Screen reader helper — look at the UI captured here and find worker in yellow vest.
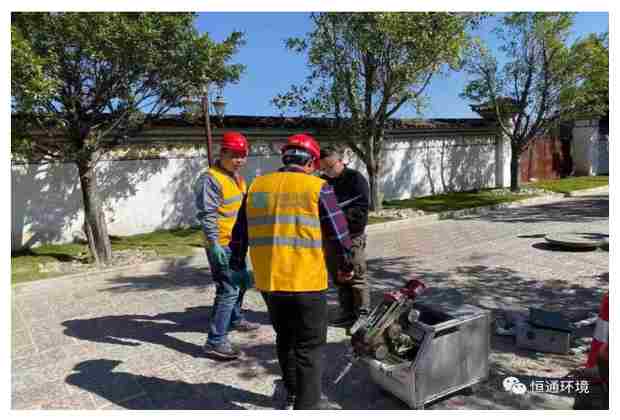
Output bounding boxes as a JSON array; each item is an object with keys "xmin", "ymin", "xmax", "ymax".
[
  {"xmin": 194, "ymin": 131, "xmax": 259, "ymax": 360},
  {"xmin": 229, "ymin": 134, "xmax": 354, "ymax": 409}
]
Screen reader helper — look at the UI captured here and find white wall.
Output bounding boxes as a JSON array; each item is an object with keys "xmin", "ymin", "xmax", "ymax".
[
  {"xmin": 12, "ymin": 133, "xmax": 501, "ymax": 250},
  {"xmin": 343, "ymin": 135, "xmax": 498, "ymax": 200},
  {"xmin": 572, "ymin": 119, "xmax": 601, "ymax": 176},
  {"xmin": 597, "ymin": 134, "xmax": 609, "ymax": 175}
]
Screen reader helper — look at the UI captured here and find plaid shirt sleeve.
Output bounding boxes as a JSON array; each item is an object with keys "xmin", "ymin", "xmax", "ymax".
[{"xmin": 319, "ymin": 183, "xmax": 353, "ymax": 267}]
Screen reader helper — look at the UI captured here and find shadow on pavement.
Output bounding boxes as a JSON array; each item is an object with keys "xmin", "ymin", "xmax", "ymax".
[
  {"xmin": 61, "ymin": 306, "xmax": 271, "ymax": 360},
  {"xmin": 58, "ymin": 256, "xmax": 606, "ymax": 410},
  {"xmin": 532, "ymin": 242, "xmax": 600, "ymax": 252},
  {"xmin": 365, "ymin": 258, "xmax": 606, "ymax": 319},
  {"xmin": 99, "ymin": 267, "xmax": 214, "ymax": 294},
  {"xmin": 464, "ymin": 197, "xmax": 608, "ymax": 224},
  {"xmin": 65, "ymin": 359, "xmax": 273, "ymax": 409}
]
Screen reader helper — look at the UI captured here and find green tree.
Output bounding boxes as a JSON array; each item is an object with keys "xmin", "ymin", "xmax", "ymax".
[
  {"xmin": 11, "ymin": 12, "xmax": 244, "ymax": 265},
  {"xmin": 273, "ymin": 12, "xmax": 485, "ymax": 210},
  {"xmin": 563, "ymin": 32, "xmax": 608, "ymax": 117},
  {"xmin": 462, "ymin": 13, "xmax": 605, "ymax": 191}
]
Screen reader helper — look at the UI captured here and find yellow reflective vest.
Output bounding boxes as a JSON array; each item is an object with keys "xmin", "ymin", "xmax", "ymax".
[
  {"xmin": 207, "ymin": 166, "xmax": 247, "ymax": 246},
  {"xmin": 247, "ymin": 171, "xmax": 327, "ymax": 292}
]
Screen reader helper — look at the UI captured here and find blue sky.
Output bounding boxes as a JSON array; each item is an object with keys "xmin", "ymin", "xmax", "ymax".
[{"xmin": 195, "ymin": 12, "xmax": 609, "ymax": 120}]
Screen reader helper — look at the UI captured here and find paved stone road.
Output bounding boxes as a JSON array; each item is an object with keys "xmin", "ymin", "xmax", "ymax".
[{"xmin": 12, "ymin": 192, "xmax": 608, "ymax": 410}]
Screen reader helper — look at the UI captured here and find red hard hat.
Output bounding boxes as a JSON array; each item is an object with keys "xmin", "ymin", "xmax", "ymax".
[
  {"xmin": 282, "ymin": 133, "xmax": 321, "ymax": 169},
  {"xmin": 221, "ymin": 131, "xmax": 249, "ymax": 156}
]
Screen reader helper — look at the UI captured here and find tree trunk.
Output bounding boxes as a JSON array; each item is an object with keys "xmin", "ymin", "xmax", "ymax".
[
  {"xmin": 510, "ymin": 146, "xmax": 521, "ymax": 192},
  {"xmin": 77, "ymin": 157, "xmax": 112, "ymax": 266},
  {"xmin": 369, "ymin": 170, "xmax": 383, "ymax": 211},
  {"xmin": 367, "ymin": 155, "xmax": 383, "ymax": 211}
]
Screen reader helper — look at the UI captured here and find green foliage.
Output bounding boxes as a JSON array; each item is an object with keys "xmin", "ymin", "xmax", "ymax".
[
  {"xmin": 11, "ymin": 12, "xmax": 245, "ymax": 161},
  {"xmin": 11, "ymin": 12, "xmax": 245, "ymax": 264},
  {"xmin": 563, "ymin": 32, "xmax": 608, "ymax": 117},
  {"xmin": 460, "ymin": 13, "xmax": 607, "ymax": 191},
  {"xmin": 275, "ymin": 13, "xmax": 484, "ymax": 135},
  {"xmin": 383, "ymin": 190, "xmax": 537, "ymax": 213},
  {"xmin": 11, "ymin": 227, "xmax": 204, "ymax": 284},
  {"xmin": 273, "ymin": 12, "xmax": 485, "ymax": 208},
  {"xmin": 462, "ymin": 13, "xmax": 607, "ymax": 149},
  {"xmin": 11, "ymin": 26, "xmax": 57, "ymax": 110},
  {"xmin": 528, "ymin": 176, "xmax": 608, "ymax": 194}
]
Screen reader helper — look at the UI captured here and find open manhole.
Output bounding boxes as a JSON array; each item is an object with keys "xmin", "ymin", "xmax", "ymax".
[{"xmin": 544, "ymin": 232, "xmax": 609, "ymax": 249}]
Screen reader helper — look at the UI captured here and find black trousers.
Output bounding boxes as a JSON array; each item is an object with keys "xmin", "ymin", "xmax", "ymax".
[{"xmin": 262, "ymin": 291, "xmax": 327, "ymax": 409}]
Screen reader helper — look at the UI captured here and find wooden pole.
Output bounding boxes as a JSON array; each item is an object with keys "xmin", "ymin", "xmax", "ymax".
[{"xmin": 202, "ymin": 85, "xmax": 213, "ymax": 167}]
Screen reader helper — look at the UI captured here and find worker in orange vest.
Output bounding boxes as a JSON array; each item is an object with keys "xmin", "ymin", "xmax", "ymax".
[
  {"xmin": 230, "ymin": 134, "xmax": 354, "ymax": 409},
  {"xmin": 194, "ymin": 131, "xmax": 260, "ymax": 360}
]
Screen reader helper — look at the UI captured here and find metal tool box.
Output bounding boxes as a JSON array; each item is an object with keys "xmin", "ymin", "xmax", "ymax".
[
  {"xmin": 362, "ymin": 300, "xmax": 491, "ymax": 409},
  {"xmin": 516, "ymin": 308, "xmax": 573, "ymax": 354}
]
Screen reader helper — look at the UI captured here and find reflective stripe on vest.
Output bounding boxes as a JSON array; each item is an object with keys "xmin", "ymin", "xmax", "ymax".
[
  {"xmin": 247, "ymin": 214, "xmax": 321, "ymax": 228},
  {"xmin": 593, "ymin": 319, "xmax": 609, "ymax": 343},
  {"xmin": 207, "ymin": 166, "xmax": 246, "ymax": 246},
  {"xmin": 249, "ymin": 236, "xmax": 323, "ymax": 248},
  {"xmin": 222, "ymin": 194, "xmax": 244, "ymax": 206},
  {"xmin": 586, "ymin": 293, "xmax": 609, "ymax": 368},
  {"xmin": 247, "ymin": 171, "xmax": 327, "ymax": 292}
]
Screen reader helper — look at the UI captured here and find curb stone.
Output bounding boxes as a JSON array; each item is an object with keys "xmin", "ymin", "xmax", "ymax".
[
  {"xmin": 564, "ymin": 186, "xmax": 609, "ymax": 197},
  {"xmin": 366, "ymin": 185, "xmax": 607, "ymax": 235},
  {"xmin": 366, "ymin": 193, "xmax": 563, "ymax": 234},
  {"xmin": 13, "ymin": 186, "xmax": 608, "ymax": 288}
]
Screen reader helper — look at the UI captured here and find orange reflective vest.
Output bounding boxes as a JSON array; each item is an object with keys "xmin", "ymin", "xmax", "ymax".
[
  {"xmin": 246, "ymin": 171, "xmax": 327, "ymax": 292},
  {"xmin": 207, "ymin": 166, "xmax": 247, "ymax": 246}
]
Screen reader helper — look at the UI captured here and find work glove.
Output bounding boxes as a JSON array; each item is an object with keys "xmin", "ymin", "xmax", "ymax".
[
  {"xmin": 207, "ymin": 243, "xmax": 229, "ymax": 272},
  {"xmin": 335, "ymin": 250, "xmax": 355, "ymax": 285},
  {"xmin": 231, "ymin": 269, "xmax": 255, "ymax": 289},
  {"xmin": 337, "ymin": 269, "xmax": 354, "ymax": 284}
]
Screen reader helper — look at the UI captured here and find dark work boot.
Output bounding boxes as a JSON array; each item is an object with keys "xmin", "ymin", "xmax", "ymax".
[{"xmin": 330, "ymin": 312, "xmax": 356, "ymax": 328}]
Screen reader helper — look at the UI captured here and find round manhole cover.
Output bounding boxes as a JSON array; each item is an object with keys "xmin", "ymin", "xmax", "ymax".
[{"xmin": 545, "ymin": 232, "xmax": 609, "ymax": 248}]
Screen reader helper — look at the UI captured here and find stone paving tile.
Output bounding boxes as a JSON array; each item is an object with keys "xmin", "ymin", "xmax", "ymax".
[
  {"xmin": 121, "ymin": 348, "xmax": 179, "ymax": 378},
  {"xmin": 12, "ymin": 367, "xmax": 56, "ymax": 394},
  {"xmin": 12, "ymin": 380, "xmax": 96, "ymax": 410},
  {"xmin": 12, "ymin": 347, "xmax": 66, "ymax": 374},
  {"xmin": 17, "ymin": 298, "xmax": 55, "ymax": 325},
  {"xmin": 30, "ymin": 324, "xmax": 77, "ymax": 351},
  {"xmin": 12, "ymin": 304, "xmax": 26, "ymax": 332},
  {"xmin": 11, "ymin": 194, "xmax": 608, "ymax": 410},
  {"xmin": 12, "ymin": 329, "xmax": 35, "ymax": 351},
  {"xmin": 49, "ymin": 300, "xmax": 95, "ymax": 322},
  {"xmin": 12, "ymin": 345, "xmax": 37, "ymax": 362}
]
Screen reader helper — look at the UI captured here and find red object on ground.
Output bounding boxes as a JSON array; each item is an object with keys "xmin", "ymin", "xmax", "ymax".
[
  {"xmin": 401, "ymin": 278, "xmax": 426, "ymax": 299},
  {"xmin": 383, "ymin": 278, "xmax": 426, "ymax": 302},
  {"xmin": 586, "ymin": 293, "xmax": 609, "ymax": 368}
]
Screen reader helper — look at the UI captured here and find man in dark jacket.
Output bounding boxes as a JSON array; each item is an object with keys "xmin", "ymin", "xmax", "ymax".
[{"xmin": 320, "ymin": 146, "xmax": 371, "ymax": 328}]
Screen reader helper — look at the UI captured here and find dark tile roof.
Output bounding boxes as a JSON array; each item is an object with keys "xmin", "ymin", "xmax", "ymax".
[{"xmin": 148, "ymin": 114, "xmax": 496, "ymax": 130}]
